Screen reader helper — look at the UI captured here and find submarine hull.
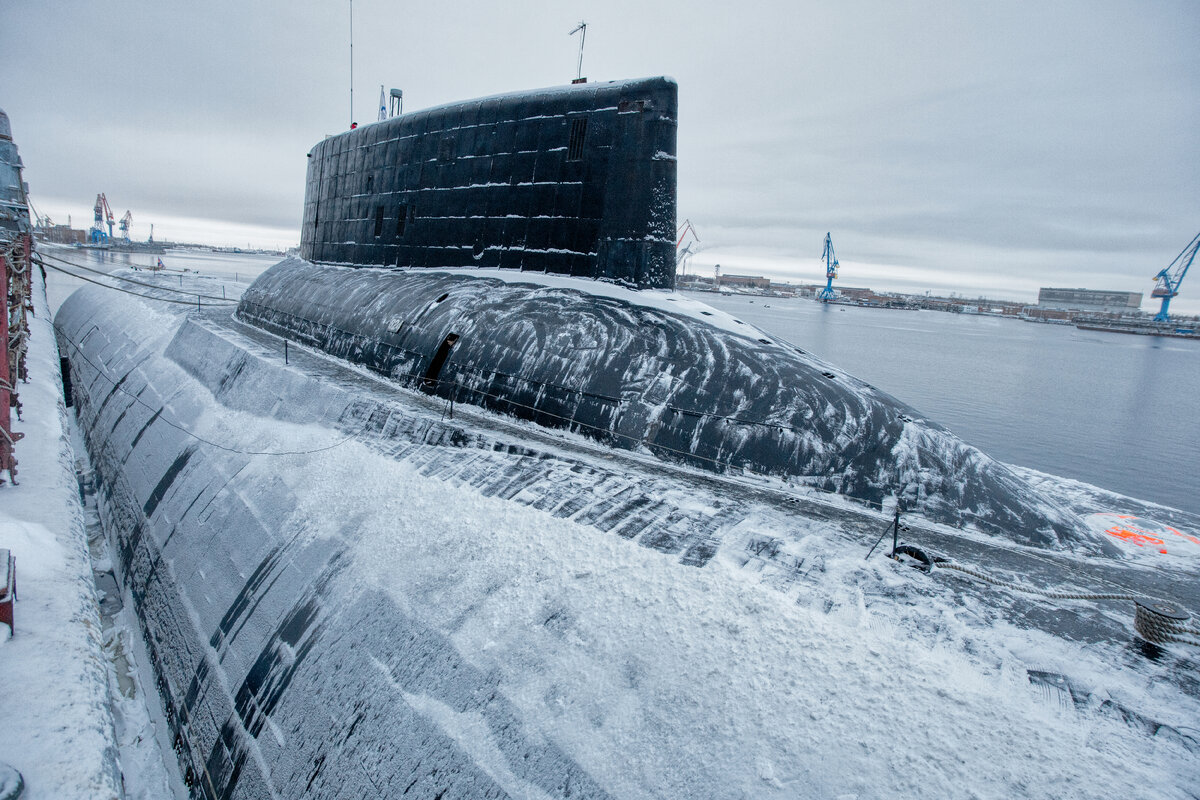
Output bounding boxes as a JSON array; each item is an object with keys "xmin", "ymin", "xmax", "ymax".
[
  {"xmin": 52, "ymin": 70, "xmax": 1188, "ymax": 797},
  {"xmin": 238, "ymin": 258, "xmax": 1097, "ymax": 550},
  {"xmin": 55, "ymin": 277, "xmax": 1195, "ymax": 799},
  {"xmin": 59, "ymin": 287, "xmax": 622, "ymax": 798}
]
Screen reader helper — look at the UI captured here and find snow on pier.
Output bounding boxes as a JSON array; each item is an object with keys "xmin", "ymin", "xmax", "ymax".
[{"xmin": 0, "ymin": 278, "xmax": 123, "ymax": 799}]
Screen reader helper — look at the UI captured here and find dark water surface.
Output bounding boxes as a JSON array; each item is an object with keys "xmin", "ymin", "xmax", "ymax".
[{"xmin": 695, "ymin": 292, "xmax": 1200, "ymax": 515}]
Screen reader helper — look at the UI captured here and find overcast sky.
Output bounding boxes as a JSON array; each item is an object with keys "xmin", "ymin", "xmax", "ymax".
[{"xmin": 3, "ymin": 1, "xmax": 1197, "ymax": 310}]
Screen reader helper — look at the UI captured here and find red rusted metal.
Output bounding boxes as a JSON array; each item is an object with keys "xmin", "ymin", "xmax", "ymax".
[
  {"xmin": 1, "ymin": 232, "xmax": 30, "ymax": 485},
  {"xmin": 0, "ymin": 549, "xmax": 14, "ymax": 633},
  {"xmin": 1, "ymin": 244, "xmax": 12, "ymax": 481}
]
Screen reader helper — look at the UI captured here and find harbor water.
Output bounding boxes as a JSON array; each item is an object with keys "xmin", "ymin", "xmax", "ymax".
[
  {"xmin": 41, "ymin": 246, "xmax": 282, "ymax": 312},
  {"xmin": 697, "ymin": 292, "xmax": 1200, "ymax": 516}
]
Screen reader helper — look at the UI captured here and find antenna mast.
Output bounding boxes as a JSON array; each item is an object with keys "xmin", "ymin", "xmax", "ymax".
[
  {"xmin": 349, "ymin": 0, "xmax": 355, "ymax": 127},
  {"xmin": 569, "ymin": 21, "xmax": 587, "ymax": 82}
]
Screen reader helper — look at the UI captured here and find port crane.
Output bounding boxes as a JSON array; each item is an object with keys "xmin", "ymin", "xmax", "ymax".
[
  {"xmin": 1151, "ymin": 230, "xmax": 1199, "ymax": 323},
  {"xmin": 119, "ymin": 210, "xmax": 133, "ymax": 241},
  {"xmin": 675, "ymin": 219, "xmax": 699, "ymax": 276},
  {"xmin": 90, "ymin": 193, "xmax": 114, "ymax": 244},
  {"xmin": 817, "ymin": 232, "xmax": 839, "ymax": 301}
]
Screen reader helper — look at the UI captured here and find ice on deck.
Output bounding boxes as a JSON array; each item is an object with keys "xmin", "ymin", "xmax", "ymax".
[
  {"xmin": 49, "ymin": 268, "xmax": 1200, "ymax": 799},
  {"xmin": 0, "ymin": 278, "xmax": 122, "ymax": 799}
]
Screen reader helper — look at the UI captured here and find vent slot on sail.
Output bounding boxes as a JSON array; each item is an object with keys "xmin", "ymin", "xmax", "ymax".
[
  {"xmin": 396, "ymin": 203, "xmax": 408, "ymax": 236},
  {"xmin": 423, "ymin": 333, "xmax": 460, "ymax": 389},
  {"xmin": 374, "ymin": 205, "xmax": 384, "ymax": 237},
  {"xmin": 567, "ymin": 118, "xmax": 588, "ymax": 161}
]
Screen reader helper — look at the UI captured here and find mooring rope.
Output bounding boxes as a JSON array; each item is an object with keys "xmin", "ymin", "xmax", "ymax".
[
  {"xmin": 40, "ymin": 260, "xmax": 237, "ymax": 307},
  {"xmin": 927, "ymin": 558, "xmax": 1200, "ymax": 647},
  {"xmin": 36, "ymin": 251, "xmax": 236, "ymax": 302}
]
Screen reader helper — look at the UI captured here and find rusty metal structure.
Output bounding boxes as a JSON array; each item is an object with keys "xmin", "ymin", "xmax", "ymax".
[{"xmin": 0, "ymin": 108, "xmax": 32, "ymax": 484}]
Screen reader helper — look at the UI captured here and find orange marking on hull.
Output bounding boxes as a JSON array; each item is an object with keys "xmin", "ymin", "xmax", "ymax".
[
  {"xmin": 1153, "ymin": 525, "xmax": 1200, "ymax": 547},
  {"xmin": 1105, "ymin": 526, "xmax": 1165, "ymax": 547},
  {"xmin": 1093, "ymin": 514, "xmax": 1200, "ymax": 553}
]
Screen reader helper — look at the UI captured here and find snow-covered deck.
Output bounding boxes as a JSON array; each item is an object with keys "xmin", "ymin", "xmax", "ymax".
[
  {"xmin": 0, "ymin": 277, "xmax": 122, "ymax": 798},
  {"xmin": 50, "ymin": 262, "xmax": 1200, "ymax": 798},
  {"xmin": 11, "ymin": 256, "xmax": 1200, "ymax": 798}
]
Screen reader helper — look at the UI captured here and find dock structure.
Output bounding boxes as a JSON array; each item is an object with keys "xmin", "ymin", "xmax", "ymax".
[{"xmin": 0, "ymin": 108, "xmax": 32, "ymax": 484}]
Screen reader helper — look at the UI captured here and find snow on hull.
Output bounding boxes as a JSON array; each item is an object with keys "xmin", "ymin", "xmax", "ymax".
[
  {"xmin": 55, "ymin": 282, "xmax": 1200, "ymax": 800},
  {"xmin": 299, "ymin": 77, "xmax": 677, "ymax": 289},
  {"xmin": 239, "ymin": 258, "xmax": 1096, "ymax": 551},
  {"xmin": 57, "ymin": 288, "xmax": 611, "ymax": 798}
]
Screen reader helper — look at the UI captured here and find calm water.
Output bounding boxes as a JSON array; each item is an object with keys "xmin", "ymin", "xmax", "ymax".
[
  {"xmin": 696, "ymin": 293, "xmax": 1200, "ymax": 515},
  {"xmin": 43, "ymin": 246, "xmax": 281, "ymax": 313}
]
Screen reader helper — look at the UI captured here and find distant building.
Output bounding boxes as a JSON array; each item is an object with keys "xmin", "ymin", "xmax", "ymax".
[
  {"xmin": 717, "ymin": 274, "xmax": 770, "ymax": 290},
  {"xmin": 1037, "ymin": 288, "xmax": 1142, "ymax": 313},
  {"xmin": 35, "ymin": 224, "xmax": 86, "ymax": 245},
  {"xmin": 834, "ymin": 286, "xmax": 873, "ymax": 301},
  {"xmin": 677, "ymin": 274, "xmax": 715, "ymax": 289}
]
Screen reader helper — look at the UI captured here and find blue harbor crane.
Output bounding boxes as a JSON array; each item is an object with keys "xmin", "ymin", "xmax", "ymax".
[
  {"xmin": 89, "ymin": 193, "xmax": 114, "ymax": 244},
  {"xmin": 817, "ymin": 232, "xmax": 838, "ymax": 301},
  {"xmin": 1151, "ymin": 230, "xmax": 1199, "ymax": 323}
]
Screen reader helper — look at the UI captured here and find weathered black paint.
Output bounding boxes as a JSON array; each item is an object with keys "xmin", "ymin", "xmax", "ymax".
[
  {"xmin": 300, "ymin": 77, "xmax": 678, "ymax": 290},
  {"xmin": 59, "ymin": 285, "xmax": 633, "ymax": 798},
  {"xmin": 238, "ymin": 259, "xmax": 1093, "ymax": 547},
  {"xmin": 143, "ymin": 445, "xmax": 196, "ymax": 517}
]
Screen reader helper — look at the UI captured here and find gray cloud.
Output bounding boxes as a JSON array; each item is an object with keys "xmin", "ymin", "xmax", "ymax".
[{"xmin": 2, "ymin": 0, "xmax": 1196, "ymax": 308}]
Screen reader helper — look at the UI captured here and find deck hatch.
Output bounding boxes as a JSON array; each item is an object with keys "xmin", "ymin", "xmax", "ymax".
[{"xmin": 423, "ymin": 333, "xmax": 460, "ymax": 389}]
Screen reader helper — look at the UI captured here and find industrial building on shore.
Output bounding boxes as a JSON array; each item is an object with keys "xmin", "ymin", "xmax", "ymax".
[{"xmin": 1037, "ymin": 287, "xmax": 1142, "ymax": 313}]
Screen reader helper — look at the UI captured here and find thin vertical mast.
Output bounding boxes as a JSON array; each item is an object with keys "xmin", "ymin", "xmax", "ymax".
[{"xmin": 569, "ymin": 22, "xmax": 587, "ymax": 81}]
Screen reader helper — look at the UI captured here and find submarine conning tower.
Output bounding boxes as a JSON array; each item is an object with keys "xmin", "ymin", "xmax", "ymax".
[
  {"xmin": 240, "ymin": 76, "xmax": 1102, "ymax": 551},
  {"xmin": 300, "ymin": 76, "xmax": 678, "ymax": 290}
]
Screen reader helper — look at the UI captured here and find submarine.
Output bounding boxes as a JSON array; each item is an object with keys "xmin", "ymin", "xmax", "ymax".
[
  {"xmin": 238, "ymin": 75, "xmax": 1089, "ymax": 548},
  {"xmin": 55, "ymin": 77, "xmax": 1200, "ymax": 798}
]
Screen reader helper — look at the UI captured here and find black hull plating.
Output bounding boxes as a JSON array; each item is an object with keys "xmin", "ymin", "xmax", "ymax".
[
  {"xmin": 301, "ymin": 78, "xmax": 677, "ymax": 289},
  {"xmin": 238, "ymin": 258, "xmax": 1093, "ymax": 548},
  {"xmin": 57, "ymin": 289, "xmax": 618, "ymax": 799}
]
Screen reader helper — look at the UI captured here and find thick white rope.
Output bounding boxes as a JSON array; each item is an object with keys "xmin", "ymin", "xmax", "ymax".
[{"xmin": 932, "ymin": 560, "xmax": 1200, "ymax": 646}]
